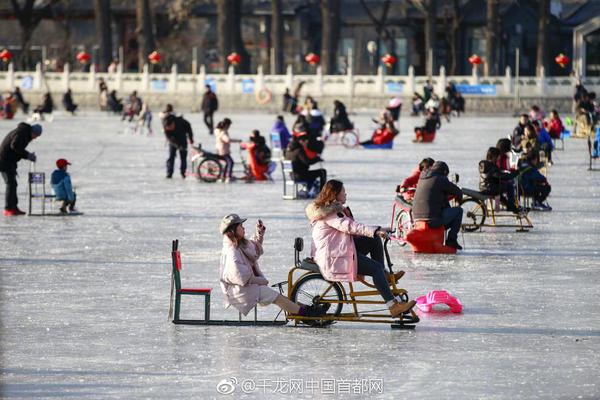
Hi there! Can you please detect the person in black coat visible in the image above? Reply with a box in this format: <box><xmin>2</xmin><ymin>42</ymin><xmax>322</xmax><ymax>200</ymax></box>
<box><xmin>285</xmin><ymin>134</ymin><xmax>326</xmax><ymax>196</ymax></box>
<box><xmin>479</xmin><ymin>147</ymin><xmax>519</xmax><ymax>212</ymax></box>
<box><xmin>107</xmin><ymin>90</ymin><xmax>123</xmax><ymax>113</ymax></box>
<box><xmin>411</xmin><ymin>161</ymin><xmax>463</xmax><ymax>249</ymax></box>
<box><xmin>330</xmin><ymin>100</ymin><xmax>353</xmax><ymax>132</ymax></box>
<box><xmin>33</xmin><ymin>92</ymin><xmax>54</xmax><ymax>118</ymax></box>
<box><xmin>12</xmin><ymin>87</ymin><xmax>29</xmax><ymax>114</ymax></box>
<box><xmin>62</xmin><ymin>89</ymin><xmax>78</xmax><ymax>115</ymax></box>
<box><xmin>0</xmin><ymin>123</ymin><xmax>42</xmax><ymax>215</ymax></box>
<box><xmin>163</xmin><ymin>114</ymin><xmax>194</xmax><ymax>178</ymax></box>
<box><xmin>201</xmin><ymin>85</ymin><xmax>218</xmax><ymax>135</ymax></box>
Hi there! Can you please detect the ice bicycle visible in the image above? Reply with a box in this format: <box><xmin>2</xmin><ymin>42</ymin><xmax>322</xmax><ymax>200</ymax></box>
<box><xmin>169</xmin><ymin>237</ymin><xmax>419</xmax><ymax>329</ymax></box>
<box><xmin>189</xmin><ymin>144</ymin><xmax>253</xmax><ymax>183</ymax></box>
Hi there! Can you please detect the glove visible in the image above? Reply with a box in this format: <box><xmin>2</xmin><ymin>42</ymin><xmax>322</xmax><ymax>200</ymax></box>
<box><xmin>27</xmin><ymin>152</ymin><xmax>37</xmax><ymax>162</ymax></box>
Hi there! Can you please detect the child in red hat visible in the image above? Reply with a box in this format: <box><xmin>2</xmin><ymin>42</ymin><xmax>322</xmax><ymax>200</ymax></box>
<box><xmin>51</xmin><ymin>158</ymin><xmax>77</xmax><ymax>214</ymax></box>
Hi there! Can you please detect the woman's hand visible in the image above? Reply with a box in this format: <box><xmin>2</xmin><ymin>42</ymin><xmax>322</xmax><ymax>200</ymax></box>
<box><xmin>375</xmin><ymin>227</ymin><xmax>392</xmax><ymax>239</ymax></box>
<box><xmin>257</xmin><ymin>219</ymin><xmax>266</xmax><ymax>235</ymax></box>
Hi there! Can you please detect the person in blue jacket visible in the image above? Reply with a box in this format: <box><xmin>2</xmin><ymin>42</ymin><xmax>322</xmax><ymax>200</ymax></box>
<box><xmin>532</xmin><ymin>120</ymin><xmax>555</xmax><ymax>165</ymax></box>
<box><xmin>51</xmin><ymin>158</ymin><xmax>77</xmax><ymax>213</ymax></box>
<box><xmin>271</xmin><ymin>115</ymin><xmax>291</xmax><ymax>154</ymax></box>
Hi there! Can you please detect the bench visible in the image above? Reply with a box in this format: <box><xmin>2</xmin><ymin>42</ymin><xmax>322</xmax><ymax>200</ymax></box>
<box><xmin>281</xmin><ymin>160</ymin><xmax>309</xmax><ymax>200</ymax></box>
<box><xmin>28</xmin><ymin>172</ymin><xmax>56</xmax><ymax>216</ymax></box>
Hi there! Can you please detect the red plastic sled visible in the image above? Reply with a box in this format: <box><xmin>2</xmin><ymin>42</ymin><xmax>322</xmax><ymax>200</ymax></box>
<box><xmin>414</xmin><ymin>129</ymin><xmax>436</xmax><ymax>143</ymax></box>
<box><xmin>405</xmin><ymin>221</ymin><xmax>457</xmax><ymax>254</ymax></box>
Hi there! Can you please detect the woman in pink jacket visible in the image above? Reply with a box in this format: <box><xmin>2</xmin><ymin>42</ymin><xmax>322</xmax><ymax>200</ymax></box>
<box><xmin>219</xmin><ymin>213</ymin><xmax>328</xmax><ymax>317</ymax></box>
<box><xmin>305</xmin><ymin>180</ymin><xmax>416</xmax><ymax>317</ymax></box>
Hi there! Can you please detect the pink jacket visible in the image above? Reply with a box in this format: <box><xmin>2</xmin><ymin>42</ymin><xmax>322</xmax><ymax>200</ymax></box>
<box><xmin>306</xmin><ymin>202</ymin><xmax>378</xmax><ymax>282</ymax></box>
<box><xmin>219</xmin><ymin>230</ymin><xmax>267</xmax><ymax>315</ymax></box>
<box><xmin>215</xmin><ymin>128</ymin><xmax>231</xmax><ymax>156</ymax></box>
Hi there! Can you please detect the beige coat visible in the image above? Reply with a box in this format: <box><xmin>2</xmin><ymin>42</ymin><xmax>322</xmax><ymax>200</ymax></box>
<box><xmin>219</xmin><ymin>230</ymin><xmax>267</xmax><ymax>315</ymax></box>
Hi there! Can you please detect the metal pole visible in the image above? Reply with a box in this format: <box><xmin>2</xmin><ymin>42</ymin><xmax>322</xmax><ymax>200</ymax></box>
<box><xmin>192</xmin><ymin>47</ymin><xmax>198</xmax><ymax>74</ymax></box>
<box><xmin>119</xmin><ymin>46</ymin><xmax>124</xmax><ymax>66</ymax></box>
<box><xmin>514</xmin><ymin>47</ymin><xmax>520</xmax><ymax>113</ymax></box>
<box><xmin>270</xmin><ymin>47</ymin><xmax>275</xmax><ymax>75</ymax></box>
<box><xmin>428</xmin><ymin>47</ymin><xmax>433</xmax><ymax>80</ymax></box>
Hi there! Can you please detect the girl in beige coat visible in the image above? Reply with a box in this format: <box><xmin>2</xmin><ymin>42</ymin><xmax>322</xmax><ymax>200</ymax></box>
<box><xmin>219</xmin><ymin>213</ymin><xmax>328</xmax><ymax>317</ymax></box>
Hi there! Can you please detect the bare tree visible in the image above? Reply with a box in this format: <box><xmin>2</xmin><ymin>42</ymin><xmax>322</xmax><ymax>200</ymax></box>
<box><xmin>10</xmin><ymin>0</ymin><xmax>61</xmax><ymax>69</ymax></box>
<box><xmin>320</xmin><ymin>0</ymin><xmax>341</xmax><ymax>74</ymax></box>
<box><xmin>411</xmin><ymin>0</ymin><xmax>436</xmax><ymax>76</ymax></box>
<box><xmin>536</xmin><ymin>0</ymin><xmax>550</xmax><ymax>76</ymax></box>
<box><xmin>95</xmin><ymin>0</ymin><xmax>113</xmax><ymax>72</ymax></box>
<box><xmin>484</xmin><ymin>0</ymin><xmax>498</xmax><ymax>76</ymax></box>
<box><xmin>271</xmin><ymin>0</ymin><xmax>283</xmax><ymax>74</ymax></box>
<box><xmin>218</xmin><ymin>0</ymin><xmax>251</xmax><ymax>73</ymax></box>
<box><xmin>359</xmin><ymin>0</ymin><xmax>393</xmax><ymax>74</ymax></box>
<box><xmin>442</xmin><ymin>0</ymin><xmax>463</xmax><ymax>75</ymax></box>
<box><xmin>136</xmin><ymin>0</ymin><xmax>156</xmax><ymax>71</ymax></box>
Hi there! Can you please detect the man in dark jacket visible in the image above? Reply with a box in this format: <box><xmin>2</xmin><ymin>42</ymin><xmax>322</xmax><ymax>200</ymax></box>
<box><xmin>511</xmin><ymin>114</ymin><xmax>529</xmax><ymax>150</ymax></box>
<box><xmin>0</xmin><ymin>123</ymin><xmax>42</xmax><ymax>215</ymax></box>
<box><xmin>163</xmin><ymin>115</ymin><xmax>193</xmax><ymax>179</ymax></box>
<box><xmin>479</xmin><ymin>147</ymin><xmax>519</xmax><ymax>212</ymax></box>
<box><xmin>412</xmin><ymin>161</ymin><xmax>463</xmax><ymax>249</ymax></box>
<box><xmin>285</xmin><ymin>134</ymin><xmax>326</xmax><ymax>196</ymax></box>
<box><xmin>201</xmin><ymin>85</ymin><xmax>218</xmax><ymax>135</ymax></box>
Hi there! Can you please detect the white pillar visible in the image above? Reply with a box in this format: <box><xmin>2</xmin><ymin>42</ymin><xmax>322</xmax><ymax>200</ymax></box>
<box><xmin>316</xmin><ymin>65</ymin><xmax>323</xmax><ymax>96</ymax></box>
<box><xmin>142</xmin><ymin>63</ymin><xmax>149</xmax><ymax>91</ymax></box>
<box><xmin>257</xmin><ymin>65</ymin><xmax>265</xmax><ymax>90</ymax></box>
<box><xmin>63</xmin><ymin>63</ymin><xmax>70</xmax><ymax>91</ymax></box>
<box><xmin>406</xmin><ymin>65</ymin><xmax>415</xmax><ymax>95</ymax></box>
<box><xmin>227</xmin><ymin>65</ymin><xmax>235</xmax><ymax>93</ymax></box>
<box><xmin>503</xmin><ymin>66</ymin><xmax>512</xmax><ymax>95</ymax></box>
<box><xmin>116</xmin><ymin>61</ymin><xmax>123</xmax><ymax>91</ymax></box>
<box><xmin>89</xmin><ymin>63</ymin><xmax>96</xmax><ymax>90</ymax></box>
<box><xmin>285</xmin><ymin>64</ymin><xmax>293</xmax><ymax>91</ymax></box>
<box><xmin>199</xmin><ymin>64</ymin><xmax>206</xmax><ymax>93</ymax></box>
<box><xmin>346</xmin><ymin>52</ymin><xmax>354</xmax><ymax>97</ymax></box>
<box><xmin>34</xmin><ymin>63</ymin><xmax>42</xmax><ymax>90</ymax></box>
<box><xmin>537</xmin><ymin>66</ymin><xmax>546</xmax><ymax>95</ymax></box>
<box><xmin>170</xmin><ymin>64</ymin><xmax>178</xmax><ymax>92</ymax></box>
<box><xmin>376</xmin><ymin>65</ymin><xmax>384</xmax><ymax>93</ymax></box>
<box><xmin>437</xmin><ymin>66</ymin><xmax>446</xmax><ymax>95</ymax></box>
<box><xmin>470</xmin><ymin>64</ymin><xmax>479</xmax><ymax>85</ymax></box>
<box><xmin>7</xmin><ymin>62</ymin><xmax>14</xmax><ymax>89</ymax></box>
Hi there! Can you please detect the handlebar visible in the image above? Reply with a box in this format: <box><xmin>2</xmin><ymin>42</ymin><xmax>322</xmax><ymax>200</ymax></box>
<box><xmin>383</xmin><ymin>235</ymin><xmax>394</xmax><ymax>274</ymax></box>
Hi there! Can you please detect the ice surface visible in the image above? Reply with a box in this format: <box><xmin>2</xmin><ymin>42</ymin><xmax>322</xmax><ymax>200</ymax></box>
<box><xmin>1</xmin><ymin>111</ymin><xmax>599</xmax><ymax>399</ymax></box>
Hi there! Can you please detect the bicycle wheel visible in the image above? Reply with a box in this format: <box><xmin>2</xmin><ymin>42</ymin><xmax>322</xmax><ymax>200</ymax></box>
<box><xmin>394</xmin><ymin>209</ymin><xmax>412</xmax><ymax>246</ymax></box>
<box><xmin>341</xmin><ymin>131</ymin><xmax>359</xmax><ymax>148</ymax></box>
<box><xmin>460</xmin><ymin>198</ymin><xmax>486</xmax><ymax>232</ymax></box>
<box><xmin>290</xmin><ymin>273</ymin><xmax>344</xmax><ymax>326</ymax></box>
<box><xmin>197</xmin><ymin>158</ymin><xmax>222</xmax><ymax>183</ymax></box>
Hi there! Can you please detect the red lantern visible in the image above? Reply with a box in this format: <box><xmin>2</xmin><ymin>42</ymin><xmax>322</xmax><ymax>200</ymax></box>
<box><xmin>76</xmin><ymin>51</ymin><xmax>90</xmax><ymax>64</ymax></box>
<box><xmin>555</xmin><ymin>53</ymin><xmax>569</xmax><ymax>68</ymax></box>
<box><xmin>0</xmin><ymin>49</ymin><xmax>13</xmax><ymax>63</ymax></box>
<box><xmin>468</xmin><ymin>54</ymin><xmax>482</xmax><ymax>66</ymax></box>
<box><xmin>226</xmin><ymin>52</ymin><xmax>241</xmax><ymax>66</ymax></box>
<box><xmin>148</xmin><ymin>51</ymin><xmax>161</xmax><ymax>64</ymax></box>
<box><xmin>381</xmin><ymin>53</ymin><xmax>397</xmax><ymax>68</ymax></box>
<box><xmin>304</xmin><ymin>52</ymin><xmax>320</xmax><ymax>66</ymax></box>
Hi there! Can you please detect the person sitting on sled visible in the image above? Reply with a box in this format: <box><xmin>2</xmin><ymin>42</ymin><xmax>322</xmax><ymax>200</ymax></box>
<box><xmin>241</xmin><ymin>130</ymin><xmax>274</xmax><ymax>181</ymax></box>
<box><xmin>479</xmin><ymin>147</ymin><xmax>520</xmax><ymax>213</ymax></box>
<box><xmin>219</xmin><ymin>214</ymin><xmax>328</xmax><ymax>318</ymax></box>
<box><xmin>329</xmin><ymin>100</ymin><xmax>353</xmax><ymax>133</ymax></box>
<box><xmin>397</xmin><ymin>157</ymin><xmax>435</xmax><ymax>203</ymax></box>
<box><xmin>359</xmin><ymin>117</ymin><xmax>398</xmax><ymax>146</ymax></box>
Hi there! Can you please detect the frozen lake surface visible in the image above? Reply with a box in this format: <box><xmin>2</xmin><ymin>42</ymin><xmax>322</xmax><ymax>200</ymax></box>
<box><xmin>1</xmin><ymin>111</ymin><xmax>599</xmax><ymax>399</ymax></box>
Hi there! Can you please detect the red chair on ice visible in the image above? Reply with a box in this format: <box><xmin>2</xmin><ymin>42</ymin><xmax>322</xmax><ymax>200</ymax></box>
<box><xmin>414</xmin><ymin>128</ymin><xmax>436</xmax><ymax>143</ymax></box>
<box><xmin>169</xmin><ymin>239</ymin><xmax>212</xmax><ymax>323</ymax></box>
<box><xmin>405</xmin><ymin>221</ymin><xmax>457</xmax><ymax>254</ymax></box>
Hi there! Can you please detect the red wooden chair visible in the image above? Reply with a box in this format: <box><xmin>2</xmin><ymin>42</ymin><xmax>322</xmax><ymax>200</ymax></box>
<box><xmin>405</xmin><ymin>221</ymin><xmax>457</xmax><ymax>254</ymax></box>
<box><xmin>169</xmin><ymin>240</ymin><xmax>212</xmax><ymax>323</ymax></box>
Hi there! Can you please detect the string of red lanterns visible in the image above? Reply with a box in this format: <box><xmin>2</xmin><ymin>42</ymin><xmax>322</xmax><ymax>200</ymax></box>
<box><xmin>304</xmin><ymin>52</ymin><xmax>320</xmax><ymax>66</ymax></box>
<box><xmin>0</xmin><ymin>48</ymin><xmax>13</xmax><ymax>63</ymax></box>
<box><xmin>76</xmin><ymin>51</ymin><xmax>90</xmax><ymax>64</ymax></box>
<box><xmin>381</xmin><ymin>53</ymin><xmax>397</xmax><ymax>68</ymax></box>
<box><xmin>148</xmin><ymin>51</ymin><xmax>161</xmax><ymax>64</ymax></box>
<box><xmin>227</xmin><ymin>52</ymin><xmax>241</xmax><ymax>66</ymax></box>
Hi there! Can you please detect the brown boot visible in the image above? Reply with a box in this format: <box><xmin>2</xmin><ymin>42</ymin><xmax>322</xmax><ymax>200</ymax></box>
<box><xmin>389</xmin><ymin>300</ymin><xmax>416</xmax><ymax>317</ymax></box>
<box><xmin>386</xmin><ymin>270</ymin><xmax>405</xmax><ymax>284</ymax></box>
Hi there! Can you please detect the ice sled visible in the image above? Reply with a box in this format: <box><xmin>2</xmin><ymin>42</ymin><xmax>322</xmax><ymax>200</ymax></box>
<box><xmin>405</xmin><ymin>221</ymin><xmax>457</xmax><ymax>254</ymax></box>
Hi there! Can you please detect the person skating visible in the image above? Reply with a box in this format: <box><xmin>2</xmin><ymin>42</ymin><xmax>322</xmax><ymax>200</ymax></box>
<box><xmin>51</xmin><ymin>158</ymin><xmax>78</xmax><ymax>214</ymax></box>
<box><xmin>411</xmin><ymin>161</ymin><xmax>464</xmax><ymax>250</ymax></box>
<box><xmin>0</xmin><ymin>123</ymin><xmax>42</xmax><ymax>216</ymax></box>
<box><xmin>163</xmin><ymin>114</ymin><xmax>193</xmax><ymax>179</ymax></box>
<box><xmin>201</xmin><ymin>85</ymin><xmax>219</xmax><ymax>135</ymax></box>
